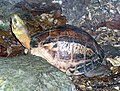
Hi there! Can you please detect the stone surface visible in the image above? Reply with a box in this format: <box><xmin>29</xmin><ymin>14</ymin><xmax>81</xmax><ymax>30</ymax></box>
<box><xmin>0</xmin><ymin>55</ymin><xmax>76</xmax><ymax>91</ymax></box>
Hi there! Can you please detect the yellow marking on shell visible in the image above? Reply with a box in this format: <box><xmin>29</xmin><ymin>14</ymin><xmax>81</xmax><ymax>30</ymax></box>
<box><xmin>11</xmin><ymin>14</ymin><xmax>31</xmax><ymax>49</ymax></box>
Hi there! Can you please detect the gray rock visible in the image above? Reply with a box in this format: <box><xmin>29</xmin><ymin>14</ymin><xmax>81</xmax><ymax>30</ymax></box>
<box><xmin>0</xmin><ymin>0</ymin><xmax>22</xmax><ymax>31</ymax></box>
<box><xmin>0</xmin><ymin>55</ymin><xmax>76</xmax><ymax>91</ymax></box>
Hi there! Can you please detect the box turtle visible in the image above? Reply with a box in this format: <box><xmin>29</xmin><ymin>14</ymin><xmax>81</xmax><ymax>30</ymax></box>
<box><xmin>30</xmin><ymin>25</ymin><xmax>111</xmax><ymax>77</ymax></box>
<box><xmin>12</xmin><ymin>14</ymin><xmax>111</xmax><ymax>77</ymax></box>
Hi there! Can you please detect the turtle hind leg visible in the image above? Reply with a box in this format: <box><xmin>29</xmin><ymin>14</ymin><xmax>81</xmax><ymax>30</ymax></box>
<box><xmin>66</xmin><ymin>60</ymin><xmax>112</xmax><ymax>77</ymax></box>
<box><xmin>84</xmin><ymin>62</ymin><xmax>112</xmax><ymax>77</ymax></box>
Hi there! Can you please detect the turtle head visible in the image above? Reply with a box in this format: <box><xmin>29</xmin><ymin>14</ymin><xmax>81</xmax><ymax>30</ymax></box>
<box><xmin>11</xmin><ymin>14</ymin><xmax>31</xmax><ymax>49</ymax></box>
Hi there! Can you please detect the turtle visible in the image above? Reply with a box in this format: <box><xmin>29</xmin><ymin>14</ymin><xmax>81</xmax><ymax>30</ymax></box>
<box><xmin>30</xmin><ymin>25</ymin><xmax>111</xmax><ymax>77</ymax></box>
<box><xmin>11</xmin><ymin>14</ymin><xmax>111</xmax><ymax>77</ymax></box>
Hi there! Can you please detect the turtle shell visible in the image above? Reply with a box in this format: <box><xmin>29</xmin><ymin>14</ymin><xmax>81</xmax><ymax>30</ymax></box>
<box><xmin>31</xmin><ymin>25</ymin><xmax>104</xmax><ymax>76</ymax></box>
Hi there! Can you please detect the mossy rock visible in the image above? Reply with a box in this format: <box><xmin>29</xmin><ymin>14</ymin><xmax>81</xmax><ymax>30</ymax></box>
<box><xmin>0</xmin><ymin>55</ymin><xmax>76</xmax><ymax>91</ymax></box>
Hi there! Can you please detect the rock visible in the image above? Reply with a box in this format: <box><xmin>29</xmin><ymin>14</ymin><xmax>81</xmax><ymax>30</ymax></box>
<box><xmin>0</xmin><ymin>55</ymin><xmax>76</xmax><ymax>91</ymax></box>
<box><xmin>0</xmin><ymin>0</ymin><xmax>22</xmax><ymax>31</ymax></box>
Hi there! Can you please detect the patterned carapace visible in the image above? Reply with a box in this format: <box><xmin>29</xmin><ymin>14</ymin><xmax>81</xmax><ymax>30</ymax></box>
<box><xmin>31</xmin><ymin>25</ymin><xmax>105</xmax><ymax>76</ymax></box>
